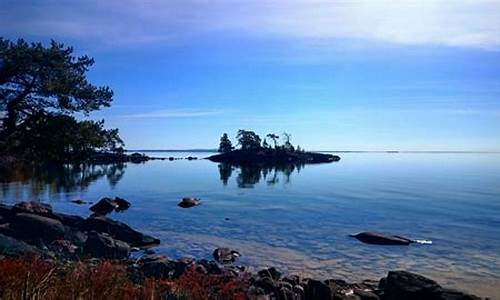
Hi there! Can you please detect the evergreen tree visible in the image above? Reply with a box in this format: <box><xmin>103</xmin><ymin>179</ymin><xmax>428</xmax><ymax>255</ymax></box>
<box><xmin>218</xmin><ymin>133</ymin><xmax>233</xmax><ymax>153</ymax></box>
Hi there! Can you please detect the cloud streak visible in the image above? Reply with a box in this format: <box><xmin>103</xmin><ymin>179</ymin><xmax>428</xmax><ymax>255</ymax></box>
<box><xmin>1</xmin><ymin>0</ymin><xmax>500</xmax><ymax>49</ymax></box>
<box><xmin>121</xmin><ymin>108</ymin><xmax>231</xmax><ymax>119</ymax></box>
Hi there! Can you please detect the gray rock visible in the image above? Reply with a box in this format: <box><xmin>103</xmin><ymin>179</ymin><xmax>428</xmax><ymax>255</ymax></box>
<box><xmin>11</xmin><ymin>213</ymin><xmax>66</xmax><ymax>242</ymax></box>
<box><xmin>350</xmin><ymin>232</ymin><xmax>413</xmax><ymax>245</ymax></box>
<box><xmin>383</xmin><ymin>271</ymin><xmax>441</xmax><ymax>300</ymax></box>
<box><xmin>178</xmin><ymin>197</ymin><xmax>201</xmax><ymax>208</ymax></box>
<box><xmin>83</xmin><ymin>231</ymin><xmax>130</xmax><ymax>259</ymax></box>
<box><xmin>0</xmin><ymin>233</ymin><xmax>41</xmax><ymax>256</ymax></box>
<box><xmin>12</xmin><ymin>201</ymin><xmax>52</xmax><ymax>216</ymax></box>
<box><xmin>212</xmin><ymin>247</ymin><xmax>240</xmax><ymax>264</ymax></box>
<box><xmin>83</xmin><ymin>215</ymin><xmax>160</xmax><ymax>247</ymax></box>
<box><xmin>89</xmin><ymin>197</ymin><xmax>118</xmax><ymax>215</ymax></box>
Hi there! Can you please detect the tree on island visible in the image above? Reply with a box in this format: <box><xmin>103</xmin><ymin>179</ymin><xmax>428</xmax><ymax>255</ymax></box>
<box><xmin>218</xmin><ymin>133</ymin><xmax>233</xmax><ymax>153</ymax></box>
<box><xmin>266</xmin><ymin>133</ymin><xmax>279</xmax><ymax>149</ymax></box>
<box><xmin>0</xmin><ymin>38</ymin><xmax>122</xmax><ymax>161</ymax></box>
<box><xmin>236</xmin><ymin>129</ymin><xmax>261</xmax><ymax>150</ymax></box>
<box><xmin>282</xmin><ymin>132</ymin><xmax>294</xmax><ymax>151</ymax></box>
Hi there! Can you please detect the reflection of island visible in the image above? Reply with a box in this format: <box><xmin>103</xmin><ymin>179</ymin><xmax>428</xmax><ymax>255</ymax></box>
<box><xmin>218</xmin><ymin>162</ymin><xmax>304</xmax><ymax>187</ymax></box>
<box><xmin>0</xmin><ymin>162</ymin><xmax>126</xmax><ymax>197</ymax></box>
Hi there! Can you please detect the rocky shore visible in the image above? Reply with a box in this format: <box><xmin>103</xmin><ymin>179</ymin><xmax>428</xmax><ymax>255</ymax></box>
<box><xmin>0</xmin><ymin>200</ymin><xmax>483</xmax><ymax>300</ymax></box>
<box><xmin>207</xmin><ymin>149</ymin><xmax>340</xmax><ymax>165</ymax></box>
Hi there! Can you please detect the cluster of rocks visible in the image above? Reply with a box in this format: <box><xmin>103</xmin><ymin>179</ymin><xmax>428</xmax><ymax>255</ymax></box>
<box><xmin>0</xmin><ymin>201</ymin><xmax>159</xmax><ymax>260</ymax></box>
<box><xmin>0</xmin><ymin>200</ymin><xmax>483</xmax><ymax>300</ymax></box>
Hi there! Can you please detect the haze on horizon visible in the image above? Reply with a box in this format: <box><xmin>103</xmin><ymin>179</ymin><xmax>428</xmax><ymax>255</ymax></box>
<box><xmin>1</xmin><ymin>0</ymin><xmax>500</xmax><ymax>151</ymax></box>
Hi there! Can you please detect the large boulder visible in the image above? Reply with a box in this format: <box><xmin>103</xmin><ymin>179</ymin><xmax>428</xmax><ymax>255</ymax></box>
<box><xmin>83</xmin><ymin>231</ymin><xmax>130</xmax><ymax>259</ymax></box>
<box><xmin>0</xmin><ymin>233</ymin><xmax>42</xmax><ymax>256</ymax></box>
<box><xmin>0</xmin><ymin>203</ymin><xmax>13</xmax><ymax>219</ymax></box>
<box><xmin>382</xmin><ymin>271</ymin><xmax>442</xmax><ymax>300</ymax></box>
<box><xmin>89</xmin><ymin>198</ymin><xmax>118</xmax><ymax>215</ymax></box>
<box><xmin>12</xmin><ymin>201</ymin><xmax>52</xmax><ymax>216</ymax></box>
<box><xmin>82</xmin><ymin>215</ymin><xmax>159</xmax><ymax>247</ymax></box>
<box><xmin>139</xmin><ymin>255</ymin><xmax>178</xmax><ymax>279</ymax></box>
<box><xmin>10</xmin><ymin>213</ymin><xmax>66</xmax><ymax>242</ymax></box>
<box><xmin>52</xmin><ymin>212</ymin><xmax>85</xmax><ymax>228</ymax></box>
<box><xmin>304</xmin><ymin>279</ymin><xmax>332</xmax><ymax>300</ymax></box>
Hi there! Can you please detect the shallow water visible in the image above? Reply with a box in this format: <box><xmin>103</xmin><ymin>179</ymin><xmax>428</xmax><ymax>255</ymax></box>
<box><xmin>1</xmin><ymin>152</ymin><xmax>500</xmax><ymax>298</ymax></box>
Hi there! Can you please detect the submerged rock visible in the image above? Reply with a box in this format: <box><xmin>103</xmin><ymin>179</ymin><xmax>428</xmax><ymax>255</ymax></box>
<box><xmin>83</xmin><ymin>215</ymin><xmax>159</xmax><ymax>248</ymax></box>
<box><xmin>350</xmin><ymin>232</ymin><xmax>414</xmax><ymax>245</ymax></box>
<box><xmin>212</xmin><ymin>247</ymin><xmax>240</xmax><ymax>264</ymax></box>
<box><xmin>178</xmin><ymin>197</ymin><xmax>201</xmax><ymax>208</ymax></box>
<box><xmin>90</xmin><ymin>197</ymin><xmax>119</xmax><ymax>215</ymax></box>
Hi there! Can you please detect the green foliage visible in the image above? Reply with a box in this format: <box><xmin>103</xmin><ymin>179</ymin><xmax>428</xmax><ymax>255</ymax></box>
<box><xmin>0</xmin><ymin>38</ymin><xmax>113</xmax><ymax>136</ymax></box>
<box><xmin>218</xmin><ymin>133</ymin><xmax>233</xmax><ymax>153</ymax></box>
<box><xmin>5</xmin><ymin>112</ymin><xmax>124</xmax><ymax>162</ymax></box>
<box><xmin>236</xmin><ymin>129</ymin><xmax>261</xmax><ymax>150</ymax></box>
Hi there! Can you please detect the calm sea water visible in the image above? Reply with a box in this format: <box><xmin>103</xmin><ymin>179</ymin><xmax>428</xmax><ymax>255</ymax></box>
<box><xmin>1</xmin><ymin>152</ymin><xmax>500</xmax><ymax>298</ymax></box>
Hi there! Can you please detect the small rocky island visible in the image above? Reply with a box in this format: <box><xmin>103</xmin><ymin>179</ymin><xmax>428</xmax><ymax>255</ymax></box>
<box><xmin>208</xmin><ymin>130</ymin><xmax>340</xmax><ymax>165</ymax></box>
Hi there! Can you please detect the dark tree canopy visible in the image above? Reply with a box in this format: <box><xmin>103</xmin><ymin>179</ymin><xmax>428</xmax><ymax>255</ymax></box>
<box><xmin>236</xmin><ymin>129</ymin><xmax>261</xmax><ymax>150</ymax></box>
<box><xmin>0</xmin><ymin>38</ymin><xmax>113</xmax><ymax>135</ymax></box>
<box><xmin>266</xmin><ymin>133</ymin><xmax>279</xmax><ymax>148</ymax></box>
<box><xmin>218</xmin><ymin>133</ymin><xmax>233</xmax><ymax>153</ymax></box>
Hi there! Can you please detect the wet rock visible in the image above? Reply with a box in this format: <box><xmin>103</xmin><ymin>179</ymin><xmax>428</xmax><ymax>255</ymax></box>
<box><xmin>197</xmin><ymin>259</ymin><xmax>222</xmax><ymax>275</ymax></box>
<box><xmin>178</xmin><ymin>197</ymin><xmax>201</xmax><ymax>208</ymax></box>
<box><xmin>305</xmin><ymin>279</ymin><xmax>331</xmax><ymax>300</ymax></box>
<box><xmin>212</xmin><ymin>247</ymin><xmax>240</xmax><ymax>264</ymax></box>
<box><xmin>258</xmin><ymin>267</ymin><xmax>282</xmax><ymax>280</ymax></box>
<box><xmin>248</xmin><ymin>286</ymin><xmax>269</xmax><ymax>300</ymax></box>
<box><xmin>350</xmin><ymin>232</ymin><xmax>413</xmax><ymax>245</ymax></box>
<box><xmin>12</xmin><ymin>201</ymin><xmax>52</xmax><ymax>216</ymax></box>
<box><xmin>83</xmin><ymin>215</ymin><xmax>160</xmax><ymax>248</ymax></box>
<box><xmin>90</xmin><ymin>197</ymin><xmax>118</xmax><ymax>215</ymax></box>
<box><xmin>439</xmin><ymin>288</ymin><xmax>481</xmax><ymax>300</ymax></box>
<box><xmin>353</xmin><ymin>289</ymin><xmax>380</xmax><ymax>300</ymax></box>
<box><xmin>253</xmin><ymin>277</ymin><xmax>278</xmax><ymax>295</ymax></box>
<box><xmin>140</xmin><ymin>255</ymin><xmax>177</xmax><ymax>279</ymax></box>
<box><xmin>52</xmin><ymin>212</ymin><xmax>85</xmax><ymax>228</ymax></box>
<box><xmin>71</xmin><ymin>199</ymin><xmax>88</xmax><ymax>205</ymax></box>
<box><xmin>283</xmin><ymin>275</ymin><xmax>300</xmax><ymax>286</ymax></box>
<box><xmin>84</xmin><ymin>231</ymin><xmax>130</xmax><ymax>259</ymax></box>
<box><xmin>383</xmin><ymin>270</ymin><xmax>441</xmax><ymax>300</ymax></box>
<box><xmin>114</xmin><ymin>197</ymin><xmax>131</xmax><ymax>212</ymax></box>
<box><xmin>168</xmin><ymin>157</ymin><xmax>174</xmax><ymax>161</ymax></box>
<box><xmin>0</xmin><ymin>223</ymin><xmax>16</xmax><ymax>238</ymax></box>
<box><xmin>0</xmin><ymin>233</ymin><xmax>42</xmax><ymax>256</ymax></box>
<box><xmin>11</xmin><ymin>213</ymin><xmax>66</xmax><ymax>242</ymax></box>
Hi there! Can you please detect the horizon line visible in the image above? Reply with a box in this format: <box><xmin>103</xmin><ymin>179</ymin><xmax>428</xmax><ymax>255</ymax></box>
<box><xmin>126</xmin><ymin>149</ymin><xmax>500</xmax><ymax>154</ymax></box>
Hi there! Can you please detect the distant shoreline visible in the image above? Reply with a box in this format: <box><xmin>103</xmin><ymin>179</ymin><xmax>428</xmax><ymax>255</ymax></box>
<box><xmin>127</xmin><ymin>149</ymin><xmax>500</xmax><ymax>154</ymax></box>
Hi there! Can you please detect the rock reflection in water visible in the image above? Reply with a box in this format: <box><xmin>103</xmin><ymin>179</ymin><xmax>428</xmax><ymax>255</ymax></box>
<box><xmin>0</xmin><ymin>163</ymin><xmax>126</xmax><ymax>198</ymax></box>
<box><xmin>218</xmin><ymin>162</ymin><xmax>304</xmax><ymax>187</ymax></box>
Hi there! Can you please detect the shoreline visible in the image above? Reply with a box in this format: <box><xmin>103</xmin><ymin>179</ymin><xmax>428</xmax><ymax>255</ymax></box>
<box><xmin>0</xmin><ymin>200</ymin><xmax>483</xmax><ymax>299</ymax></box>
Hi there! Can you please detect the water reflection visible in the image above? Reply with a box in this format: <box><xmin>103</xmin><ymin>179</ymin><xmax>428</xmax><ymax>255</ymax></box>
<box><xmin>218</xmin><ymin>162</ymin><xmax>304</xmax><ymax>188</ymax></box>
<box><xmin>0</xmin><ymin>163</ymin><xmax>126</xmax><ymax>199</ymax></box>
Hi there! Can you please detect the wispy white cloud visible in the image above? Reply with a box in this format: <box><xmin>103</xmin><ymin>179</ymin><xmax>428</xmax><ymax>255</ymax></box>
<box><xmin>1</xmin><ymin>0</ymin><xmax>500</xmax><ymax>49</ymax></box>
<box><xmin>121</xmin><ymin>108</ymin><xmax>232</xmax><ymax>119</ymax></box>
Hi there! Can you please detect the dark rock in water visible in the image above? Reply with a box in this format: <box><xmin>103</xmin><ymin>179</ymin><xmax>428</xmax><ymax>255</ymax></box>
<box><xmin>439</xmin><ymin>288</ymin><xmax>481</xmax><ymax>300</ymax></box>
<box><xmin>197</xmin><ymin>259</ymin><xmax>222</xmax><ymax>275</ymax></box>
<box><xmin>12</xmin><ymin>201</ymin><xmax>52</xmax><ymax>216</ymax></box>
<box><xmin>83</xmin><ymin>215</ymin><xmax>160</xmax><ymax>248</ymax></box>
<box><xmin>114</xmin><ymin>197</ymin><xmax>131</xmax><ymax>212</ymax></box>
<box><xmin>168</xmin><ymin>157</ymin><xmax>174</xmax><ymax>161</ymax></box>
<box><xmin>71</xmin><ymin>199</ymin><xmax>88</xmax><ymax>205</ymax></box>
<box><xmin>350</xmin><ymin>232</ymin><xmax>413</xmax><ymax>245</ymax></box>
<box><xmin>90</xmin><ymin>197</ymin><xmax>118</xmax><ymax>215</ymax></box>
<box><xmin>212</xmin><ymin>247</ymin><xmax>240</xmax><ymax>264</ymax></box>
<box><xmin>258</xmin><ymin>267</ymin><xmax>282</xmax><ymax>280</ymax></box>
<box><xmin>186</xmin><ymin>156</ymin><xmax>197</xmax><ymax>160</ymax></box>
<box><xmin>11</xmin><ymin>213</ymin><xmax>66</xmax><ymax>242</ymax></box>
<box><xmin>382</xmin><ymin>270</ymin><xmax>441</xmax><ymax>300</ymax></box>
<box><xmin>84</xmin><ymin>231</ymin><xmax>130</xmax><ymax>259</ymax></box>
<box><xmin>0</xmin><ymin>233</ymin><xmax>42</xmax><ymax>256</ymax></box>
<box><xmin>178</xmin><ymin>197</ymin><xmax>201</xmax><ymax>208</ymax></box>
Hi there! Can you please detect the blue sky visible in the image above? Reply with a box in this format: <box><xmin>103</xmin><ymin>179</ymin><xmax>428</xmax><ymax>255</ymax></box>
<box><xmin>1</xmin><ymin>0</ymin><xmax>500</xmax><ymax>151</ymax></box>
